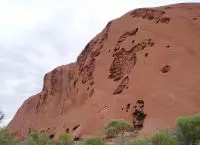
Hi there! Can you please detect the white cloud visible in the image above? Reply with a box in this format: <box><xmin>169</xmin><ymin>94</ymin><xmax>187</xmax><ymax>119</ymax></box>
<box><xmin>0</xmin><ymin>0</ymin><xmax>199</xmax><ymax>127</ymax></box>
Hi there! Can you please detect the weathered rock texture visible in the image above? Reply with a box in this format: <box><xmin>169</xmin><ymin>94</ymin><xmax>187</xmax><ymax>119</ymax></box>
<box><xmin>9</xmin><ymin>3</ymin><xmax>200</xmax><ymax>139</ymax></box>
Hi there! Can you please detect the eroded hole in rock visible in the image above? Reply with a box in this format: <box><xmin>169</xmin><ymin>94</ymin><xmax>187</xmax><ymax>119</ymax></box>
<box><xmin>90</xmin><ymin>81</ymin><xmax>94</xmax><ymax>85</ymax></box>
<box><xmin>126</xmin><ymin>104</ymin><xmax>130</xmax><ymax>112</ymax></box>
<box><xmin>113</xmin><ymin>76</ymin><xmax>122</xmax><ymax>82</ymax></box>
<box><xmin>161</xmin><ymin>65</ymin><xmax>171</xmax><ymax>73</ymax></box>
<box><xmin>145</xmin><ymin>53</ymin><xmax>148</xmax><ymax>57</ymax></box>
<box><xmin>73</xmin><ymin>124</ymin><xmax>80</xmax><ymax>131</ymax></box>
<box><xmin>74</xmin><ymin>79</ymin><xmax>78</xmax><ymax>87</ymax></box>
<box><xmin>65</xmin><ymin>128</ymin><xmax>69</xmax><ymax>133</ymax></box>
<box><xmin>74</xmin><ymin>137</ymin><xmax>81</xmax><ymax>141</ymax></box>
<box><xmin>193</xmin><ymin>17</ymin><xmax>197</xmax><ymax>21</ymax></box>
<box><xmin>109</xmin><ymin>37</ymin><xmax>155</xmax><ymax>83</ymax></box>
<box><xmin>73</xmin><ymin>134</ymin><xmax>83</xmax><ymax>141</ymax></box>
<box><xmin>113</xmin><ymin>76</ymin><xmax>129</xmax><ymax>95</ymax></box>
<box><xmin>132</xmin><ymin>100</ymin><xmax>147</xmax><ymax>130</ymax></box>
<box><xmin>89</xmin><ymin>89</ymin><xmax>94</xmax><ymax>97</ymax></box>
<box><xmin>114</xmin><ymin>28</ymin><xmax>138</xmax><ymax>52</ymax></box>
<box><xmin>130</xmin><ymin>9</ymin><xmax>165</xmax><ymax>21</ymax></box>
<box><xmin>121</xmin><ymin>108</ymin><xmax>124</xmax><ymax>110</ymax></box>
<box><xmin>160</xmin><ymin>17</ymin><xmax>171</xmax><ymax>24</ymax></box>
<box><xmin>166</xmin><ymin>45</ymin><xmax>170</xmax><ymax>48</ymax></box>
<box><xmin>78</xmin><ymin>22</ymin><xmax>111</xmax><ymax>85</ymax></box>
<box><xmin>49</xmin><ymin>133</ymin><xmax>55</xmax><ymax>139</ymax></box>
<box><xmin>130</xmin><ymin>8</ymin><xmax>170</xmax><ymax>24</ymax></box>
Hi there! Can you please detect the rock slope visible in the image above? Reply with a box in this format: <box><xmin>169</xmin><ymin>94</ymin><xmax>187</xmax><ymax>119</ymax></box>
<box><xmin>9</xmin><ymin>3</ymin><xmax>200</xmax><ymax>139</ymax></box>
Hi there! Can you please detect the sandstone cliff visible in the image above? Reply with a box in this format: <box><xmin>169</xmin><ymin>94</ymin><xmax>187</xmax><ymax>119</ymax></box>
<box><xmin>9</xmin><ymin>3</ymin><xmax>200</xmax><ymax>139</ymax></box>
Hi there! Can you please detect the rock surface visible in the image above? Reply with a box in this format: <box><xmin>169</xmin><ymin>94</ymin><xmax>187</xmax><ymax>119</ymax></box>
<box><xmin>9</xmin><ymin>3</ymin><xmax>200</xmax><ymax>139</ymax></box>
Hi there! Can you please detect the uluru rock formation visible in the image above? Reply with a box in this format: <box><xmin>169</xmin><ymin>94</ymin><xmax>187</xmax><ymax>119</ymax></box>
<box><xmin>9</xmin><ymin>3</ymin><xmax>200</xmax><ymax>139</ymax></box>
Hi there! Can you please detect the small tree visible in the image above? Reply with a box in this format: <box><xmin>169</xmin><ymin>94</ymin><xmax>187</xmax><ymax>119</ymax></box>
<box><xmin>23</xmin><ymin>132</ymin><xmax>53</xmax><ymax>145</ymax></box>
<box><xmin>104</xmin><ymin>119</ymin><xmax>132</xmax><ymax>145</ymax></box>
<box><xmin>151</xmin><ymin>132</ymin><xmax>177</xmax><ymax>145</ymax></box>
<box><xmin>58</xmin><ymin>132</ymin><xmax>74</xmax><ymax>145</ymax></box>
<box><xmin>175</xmin><ymin>114</ymin><xmax>200</xmax><ymax>145</ymax></box>
<box><xmin>0</xmin><ymin>127</ymin><xmax>18</xmax><ymax>145</ymax></box>
<box><xmin>195</xmin><ymin>140</ymin><xmax>200</xmax><ymax>145</ymax></box>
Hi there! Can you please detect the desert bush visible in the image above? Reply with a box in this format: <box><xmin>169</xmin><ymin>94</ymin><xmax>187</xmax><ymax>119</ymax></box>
<box><xmin>20</xmin><ymin>138</ymin><xmax>36</xmax><ymax>145</ymax></box>
<box><xmin>57</xmin><ymin>132</ymin><xmax>74</xmax><ymax>145</ymax></box>
<box><xmin>104</xmin><ymin>119</ymin><xmax>132</xmax><ymax>145</ymax></box>
<box><xmin>151</xmin><ymin>132</ymin><xmax>177</xmax><ymax>145</ymax></box>
<box><xmin>104</xmin><ymin>119</ymin><xmax>132</xmax><ymax>137</ymax></box>
<box><xmin>195</xmin><ymin>140</ymin><xmax>200</xmax><ymax>145</ymax></box>
<box><xmin>175</xmin><ymin>114</ymin><xmax>200</xmax><ymax>145</ymax></box>
<box><xmin>127</xmin><ymin>137</ymin><xmax>152</xmax><ymax>145</ymax></box>
<box><xmin>0</xmin><ymin>127</ymin><xmax>18</xmax><ymax>145</ymax></box>
<box><xmin>84</xmin><ymin>136</ymin><xmax>104</xmax><ymax>145</ymax></box>
<box><xmin>21</xmin><ymin>132</ymin><xmax>53</xmax><ymax>145</ymax></box>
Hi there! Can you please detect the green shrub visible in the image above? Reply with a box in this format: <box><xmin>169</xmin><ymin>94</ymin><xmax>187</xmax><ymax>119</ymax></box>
<box><xmin>57</xmin><ymin>132</ymin><xmax>74</xmax><ymax>145</ymax></box>
<box><xmin>151</xmin><ymin>132</ymin><xmax>177</xmax><ymax>145</ymax></box>
<box><xmin>0</xmin><ymin>127</ymin><xmax>18</xmax><ymax>145</ymax></box>
<box><xmin>104</xmin><ymin>126</ymin><xmax>118</xmax><ymax>137</ymax></box>
<box><xmin>84</xmin><ymin>136</ymin><xmax>104</xmax><ymax>145</ymax></box>
<box><xmin>104</xmin><ymin>119</ymin><xmax>132</xmax><ymax>145</ymax></box>
<box><xmin>195</xmin><ymin>140</ymin><xmax>200</xmax><ymax>145</ymax></box>
<box><xmin>20</xmin><ymin>138</ymin><xmax>36</xmax><ymax>145</ymax></box>
<box><xmin>175</xmin><ymin>114</ymin><xmax>200</xmax><ymax>145</ymax></box>
<box><xmin>104</xmin><ymin>119</ymin><xmax>132</xmax><ymax>137</ymax></box>
<box><xmin>127</xmin><ymin>137</ymin><xmax>152</xmax><ymax>145</ymax></box>
<box><xmin>22</xmin><ymin>132</ymin><xmax>53</xmax><ymax>145</ymax></box>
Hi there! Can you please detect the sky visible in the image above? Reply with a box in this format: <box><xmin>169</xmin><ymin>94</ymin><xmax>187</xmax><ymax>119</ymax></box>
<box><xmin>0</xmin><ymin>0</ymin><xmax>199</xmax><ymax>126</ymax></box>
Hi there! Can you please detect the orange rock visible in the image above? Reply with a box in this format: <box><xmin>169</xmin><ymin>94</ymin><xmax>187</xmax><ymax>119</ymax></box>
<box><xmin>8</xmin><ymin>3</ymin><xmax>200</xmax><ymax>139</ymax></box>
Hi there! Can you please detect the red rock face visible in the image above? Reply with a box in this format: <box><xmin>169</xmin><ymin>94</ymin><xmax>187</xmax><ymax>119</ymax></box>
<box><xmin>9</xmin><ymin>3</ymin><xmax>200</xmax><ymax>139</ymax></box>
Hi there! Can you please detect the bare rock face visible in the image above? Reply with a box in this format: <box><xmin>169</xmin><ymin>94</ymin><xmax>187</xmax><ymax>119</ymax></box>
<box><xmin>9</xmin><ymin>3</ymin><xmax>200</xmax><ymax>139</ymax></box>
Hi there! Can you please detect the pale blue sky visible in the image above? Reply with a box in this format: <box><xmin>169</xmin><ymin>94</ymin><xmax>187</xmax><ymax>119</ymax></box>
<box><xmin>0</xmin><ymin>0</ymin><xmax>199</xmax><ymax>126</ymax></box>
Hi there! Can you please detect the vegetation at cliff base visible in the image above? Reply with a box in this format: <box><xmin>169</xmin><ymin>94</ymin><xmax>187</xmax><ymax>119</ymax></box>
<box><xmin>0</xmin><ymin>115</ymin><xmax>200</xmax><ymax>145</ymax></box>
